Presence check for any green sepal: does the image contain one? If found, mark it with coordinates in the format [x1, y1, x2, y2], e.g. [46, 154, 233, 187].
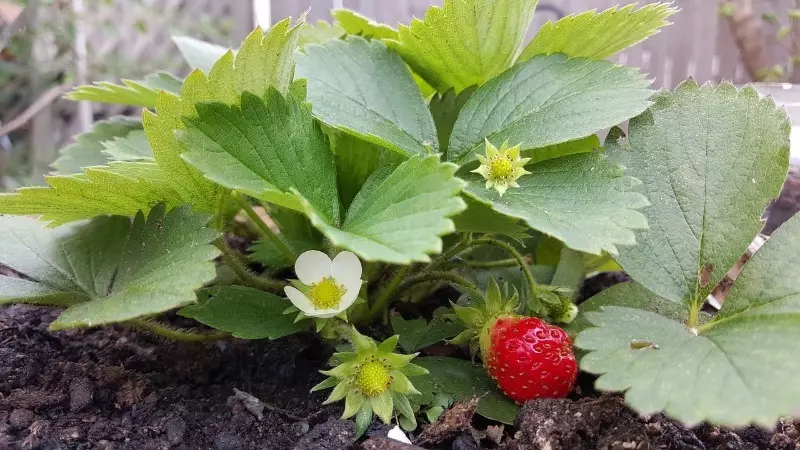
[391, 391, 417, 429]
[378, 334, 400, 353]
[351, 327, 378, 352]
[389, 370, 420, 395]
[371, 390, 394, 423]
[343, 391, 366, 419]
[400, 363, 429, 377]
[447, 329, 475, 346]
[324, 379, 352, 404]
[311, 376, 339, 393]
[354, 402, 373, 439]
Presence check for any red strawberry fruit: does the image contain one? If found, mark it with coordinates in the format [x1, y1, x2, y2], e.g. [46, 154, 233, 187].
[484, 316, 577, 403]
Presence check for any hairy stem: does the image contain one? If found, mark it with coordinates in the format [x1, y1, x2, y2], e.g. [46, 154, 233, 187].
[126, 318, 229, 342]
[217, 239, 286, 291]
[426, 233, 473, 273]
[397, 271, 484, 302]
[466, 258, 519, 269]
[367, 266, 410, 322]
[234, 195, 296, 262]
[471, 237, 539, 311]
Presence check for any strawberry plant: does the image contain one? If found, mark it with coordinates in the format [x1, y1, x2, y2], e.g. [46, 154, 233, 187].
[0, 0, 796, 439]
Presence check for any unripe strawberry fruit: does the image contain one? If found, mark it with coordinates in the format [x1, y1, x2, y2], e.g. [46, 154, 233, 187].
[484, 316, 577, 403]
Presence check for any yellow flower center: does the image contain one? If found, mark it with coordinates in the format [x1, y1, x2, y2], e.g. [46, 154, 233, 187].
[355, 360, 390, 397]
[489, 157, 515, 180]
[307, 277, 346, 309]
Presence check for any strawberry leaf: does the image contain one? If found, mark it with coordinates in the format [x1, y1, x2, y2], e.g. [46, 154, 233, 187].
[331, 133, 405, 210]
[296, 36, 438, 156]
[66, 72, 182, 109]
[181, 89, 340, 223]
[608, 81, 790, 306]
[332, 9, 398, 40]
[525, 135, 600, 164]
[447, 54, 653, 165]
[0, 204, 219, 330]
[577, 216, 800, 425]
[102, 130, 153, 161]
[414, 357, 517, 424]
[180, 286, 308, 339]
[297, 155, 465, 264]
[518, 3, 677, 63]
[172, 35, 229, 73]
[390, 313, 464, 353]
[429, 87, 475, 156]
[452, 196, 529, 242]
[298, 20, 345, 49]
[463, 152, 649, 255]
[386, 0, 538, 93]
[250, 208, 323, 268]
[52, 116, 143, 175]
[0, 162, 184, 226]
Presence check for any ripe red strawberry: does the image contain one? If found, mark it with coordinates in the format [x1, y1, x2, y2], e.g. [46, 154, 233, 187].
[483, 316, 577, 403]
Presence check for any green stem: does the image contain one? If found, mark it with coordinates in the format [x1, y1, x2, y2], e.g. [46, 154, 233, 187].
[126, 319, 229, 342]
[234, 195, 296, 262]
[367, 266, 410, 322]
[466, 258, 519, 269]
[217, 239, 286, 291]
[426, 233, 473, 272]
[471, 237, 539, 309]
[397, 271, 484, 302]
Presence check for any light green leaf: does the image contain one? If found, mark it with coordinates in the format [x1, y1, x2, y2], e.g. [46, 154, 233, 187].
[518, 3, 677, 63]
[296, 36, 438, 156]
[463, 152, 649, 255]
[452, 196, 529, 242]
[179, 286, 308, 339]
[172, 35, 229, 73]
[390, 313, 464, 353]
[66, 72, 182, 109]
[0, 162, 184, 226]
[0, 204, 219, 330]
[448, 54, 653, 164]
[429, 87, 475, 155]
[387, 0, 538, 93]
[181, 89, 339, 223]
[331, 132, 405, 210]
[333, 9, 398, 40]
[250, 207, 323, 268]
[414, 357, 517, 424]
[607, 81, 790, 306]
[297, 155, 466, 264]
[297, 20, 345, 49]
[102, 130, 153, 161]
[525, 135, 600, 164]
[52, 116, 143, 175]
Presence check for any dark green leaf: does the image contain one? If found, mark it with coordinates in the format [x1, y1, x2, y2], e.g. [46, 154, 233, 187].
[390, 313, 464, 352]
[52, 116, 142, 175]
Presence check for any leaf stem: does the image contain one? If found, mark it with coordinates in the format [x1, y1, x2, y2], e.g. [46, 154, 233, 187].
[234, 195, 296, 262]
[397, 271, 485, 301]
[126, 318, 229, 342]
[216, 239, 286, 291]
[465, 258, 519, 269]
[367, 266, 410, 322]
[426, 233, 473, 272]
[470, 237, 540, 312]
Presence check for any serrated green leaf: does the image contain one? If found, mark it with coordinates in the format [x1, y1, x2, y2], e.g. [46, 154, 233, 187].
[429, 87, 475, 155]
[390, 313, 464, 353]
[333, 9, 398, 40]
[607, 81, 790, 306]
[181, 90, 339, 222]
[448, 54, 653, 165]
[297, 20, 345, 49]
[526, 135, 600, 164]
[518, 3, 676, 63]
[0, 204, 219, 329]
[179, 286, 308, 339]
[66, 72, 182, 109]
[414, 357, 517, 424]
[331, 132, 405, 210]
[386, 0, 538, 93]
[296, 36, 438, 156]
[102, 130, 153, 161]
[297, 155, 465, 264]
[52, 116, 143, 175]
[250, 208, 323, 268]
[172, 35, 229, 73]
[452, 196, 529, 241]
[463, 152, 649, 255]
[0, 162, 184, 226]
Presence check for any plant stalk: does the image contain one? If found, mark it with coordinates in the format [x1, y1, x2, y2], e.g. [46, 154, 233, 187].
[126, 318, 229, 342]
[367, 266, 410, 322]
[397, 271, 484, 302]
[466, 258, 519, 269]
[217, 239, 286, 291]
[471, 237, 540, 311]
[234, 195, 296, 262]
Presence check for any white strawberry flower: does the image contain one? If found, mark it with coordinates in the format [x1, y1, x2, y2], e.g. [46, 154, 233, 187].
[284, 250, 363, 318]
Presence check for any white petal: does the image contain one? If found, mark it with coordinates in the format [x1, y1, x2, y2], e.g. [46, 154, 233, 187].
[388, 426, 412, 444]
[295, 250, 332, 285]
[331, 251, 362, 287]
[339, 284, 361, 311]
[284, 286, 317, 315]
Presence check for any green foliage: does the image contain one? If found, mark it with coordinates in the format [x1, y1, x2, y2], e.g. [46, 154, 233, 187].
[0, 204, 219, 330]
[250, 208, 323, 268]
[66, 72, 182, 109]
[390, 311, 464, 352]
[332, 9, 398, 40]
[330, 133, 405, 209]
[518, 3, 676, 63]
[180, 286, 308, 339]
[576, 81, 795, 426]
[52, 116, 144, 175]
[297, 20, 346, 49]
[102, 131, 153, 161]
[172, 35, 229, 73]
[447, 54, 653, 165]
[414, 357, 517, 424]
[387, 0, 539, 93]
[296, 36, 438, 156]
